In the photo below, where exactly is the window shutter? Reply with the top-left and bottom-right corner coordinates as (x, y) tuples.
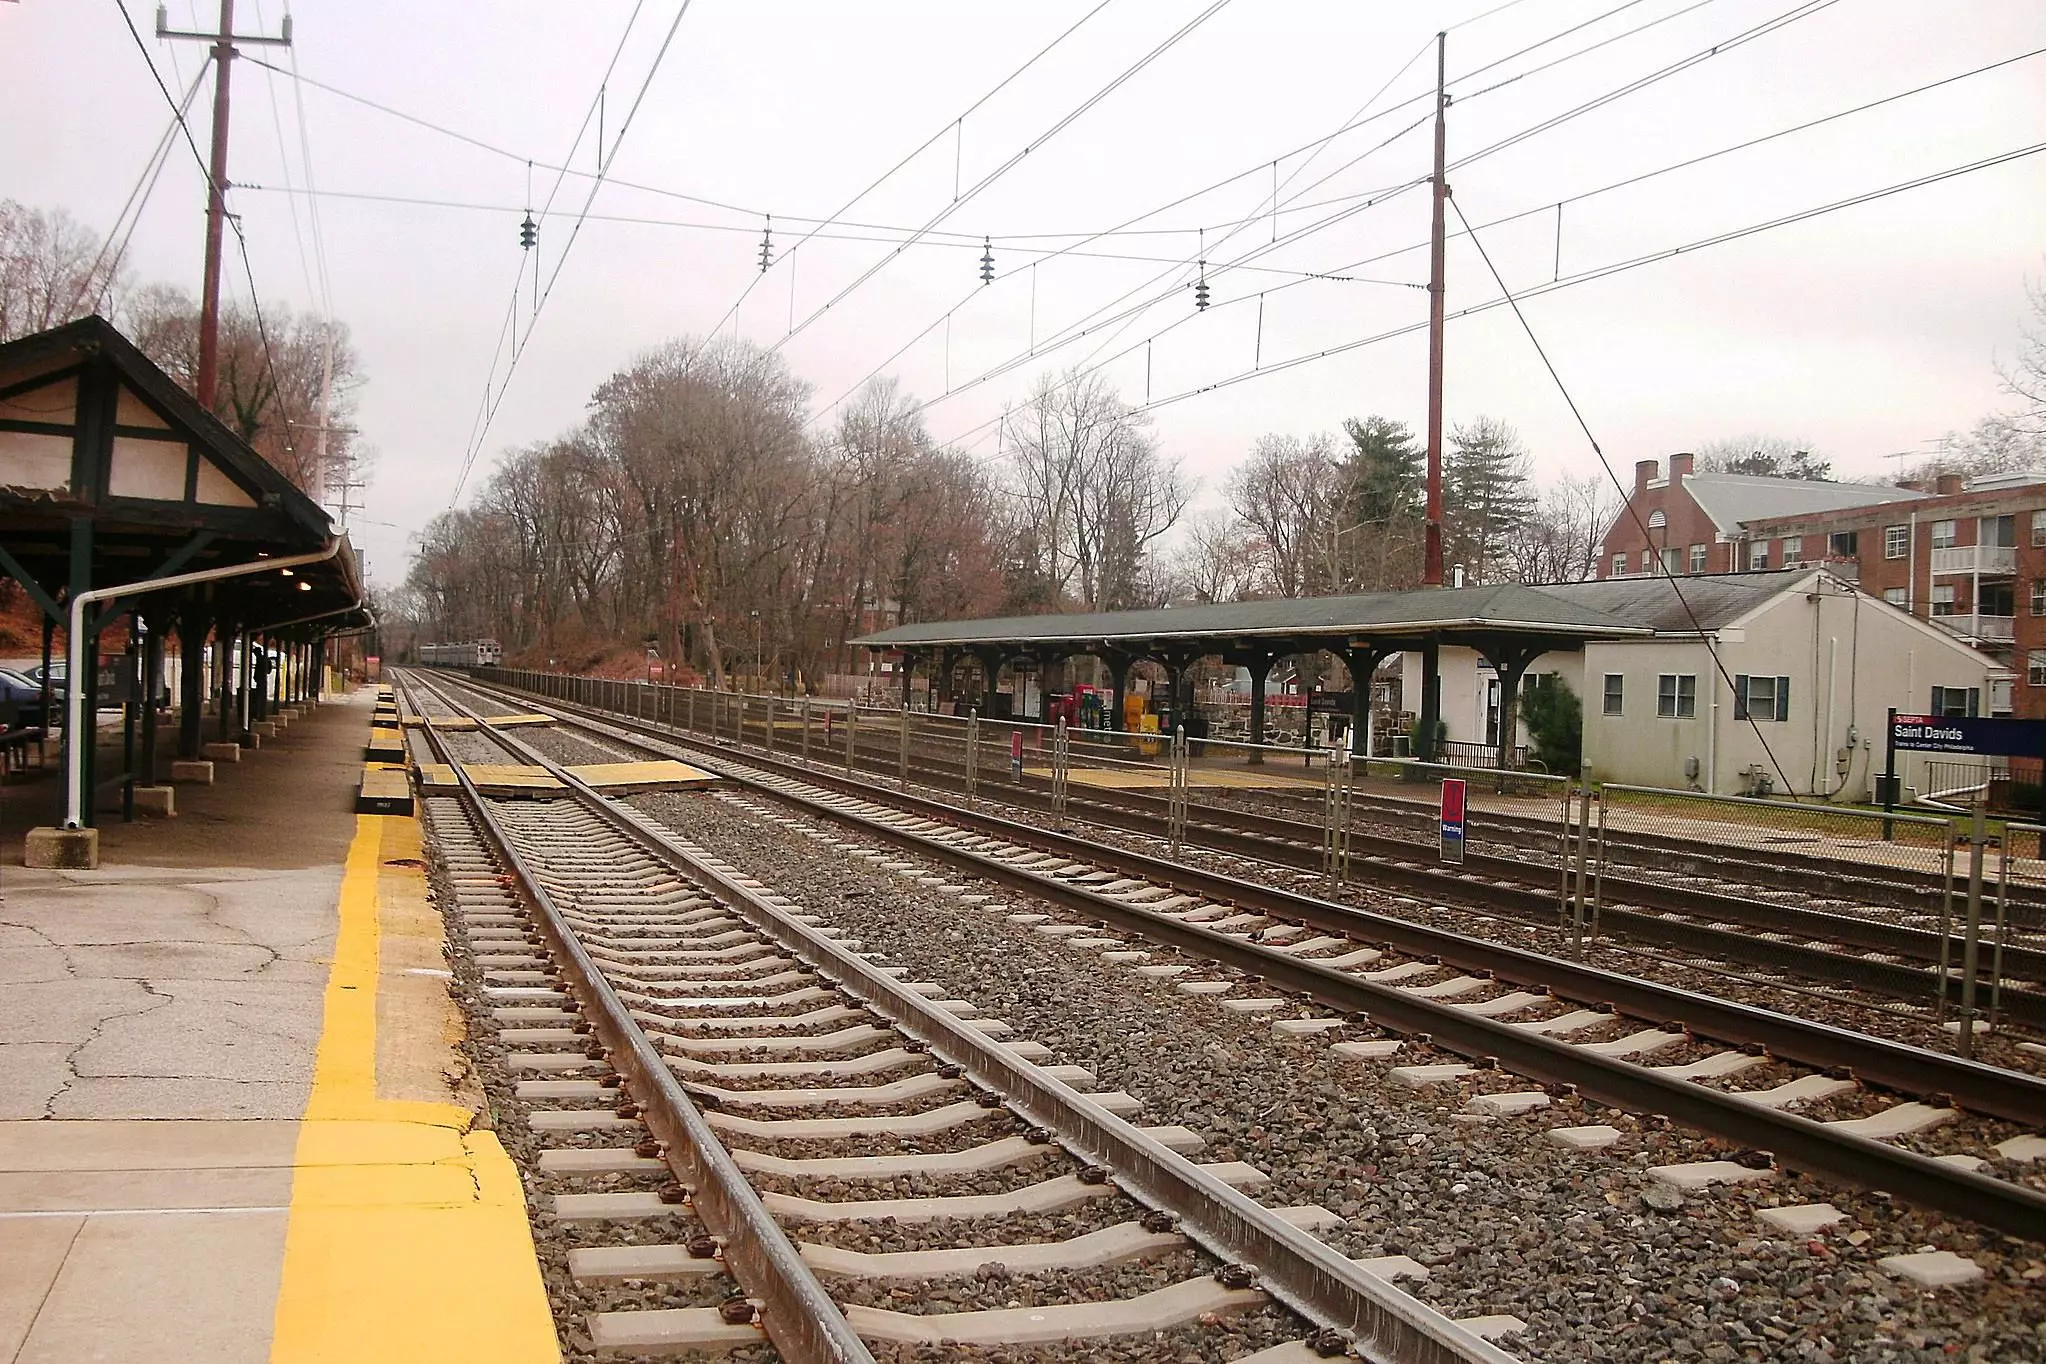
(1968, 688), (1981, 718)
(1733, 674), (1750, 720)
(1775, 676), (1790, 723)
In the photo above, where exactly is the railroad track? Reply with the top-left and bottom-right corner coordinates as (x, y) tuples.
(472, 667), (2046, 1029)
(426, 669), (2046, 1248)
(399, 672), (1525, 1362)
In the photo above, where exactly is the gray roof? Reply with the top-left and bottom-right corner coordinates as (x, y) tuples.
(1683, 473), (1923, 536)
(855, 582), (1671, 650)
(853, 571), (1826, 652)
(1533, 569), (1815, 633)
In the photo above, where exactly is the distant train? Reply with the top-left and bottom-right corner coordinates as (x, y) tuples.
(419, 640), (503, 668)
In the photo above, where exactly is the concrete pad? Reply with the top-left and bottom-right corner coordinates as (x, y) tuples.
(1134, 964), (1191, 978)
(1825, 1103), (1954, 1140)
(169, 760), (214, 785)
(1330, 1039), (1403, 1061)
(1176, 980), (1233, 995)
(1547, 1124), (1624, 1151)
(200, 742), (241, 763)
(1648, 1160), (1777, 1191)
(1392, 1063), (1473, 1086)
(1102, 950), (1151, 963)
(1271, 1018), (1345, 1038)
(1468, 1091), (1551, 1117)
(1993, 1134), (2046, 1163)
(23, 828), (98, 870)
(1655, 1050), (1766, 1081)
(0, 1215), (82, 1358)
(1729, 1074), (1858, 1110)
(1934, 1154), (1987, 1172)
(1218, 997), (1287, 1014)
(1879, 1250), (1983, 1287)
(1756, 1202), (1846, 1236)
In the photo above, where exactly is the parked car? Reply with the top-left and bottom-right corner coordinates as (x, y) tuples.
(0, 669), (48, 731)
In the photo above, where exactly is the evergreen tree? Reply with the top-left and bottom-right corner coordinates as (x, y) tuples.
(1443, 416), (1535, 583)
(1339, 415), (1423, 523)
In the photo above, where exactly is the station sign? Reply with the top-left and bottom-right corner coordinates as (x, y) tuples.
(1890, 714), (2046, 759)
(1439, 777), (1467, 864)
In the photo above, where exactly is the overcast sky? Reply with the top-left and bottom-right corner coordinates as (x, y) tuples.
(6, 0), (2043, 587)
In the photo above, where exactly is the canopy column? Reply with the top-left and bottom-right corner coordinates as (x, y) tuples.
(1417, 635), (1442, 764)
(1344, 644), (1392, 757)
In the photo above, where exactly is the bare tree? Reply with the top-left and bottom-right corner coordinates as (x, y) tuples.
(1496, 473), (1617, 584)
(1006, 367), (1188, 611)
(1693, 436), (1829, 480)
(0, 201), (123, 340)
(1226, 432), (1340, 597)
(1170, 510), (1259, 603)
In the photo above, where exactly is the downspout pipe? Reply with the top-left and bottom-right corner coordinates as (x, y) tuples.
(63, 540), (340, 829)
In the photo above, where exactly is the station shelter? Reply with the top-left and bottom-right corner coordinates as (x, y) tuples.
(0, 316), (367, 846)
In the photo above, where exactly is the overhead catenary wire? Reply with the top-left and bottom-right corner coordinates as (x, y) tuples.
(929, 139), (2046, 457)
(703, 0), (1127, 342)
(449, 0), (695, 507)
(910, 0), (1869, 433)
(771, 0), (1240, 354)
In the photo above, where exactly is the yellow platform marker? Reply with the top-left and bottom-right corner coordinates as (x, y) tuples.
(268, 813), (559, 1363)
(460, 763), (568, 796)
(483, 712), (558, 728)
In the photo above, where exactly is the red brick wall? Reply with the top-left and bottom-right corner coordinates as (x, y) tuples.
(1598, 454), (1739, 577)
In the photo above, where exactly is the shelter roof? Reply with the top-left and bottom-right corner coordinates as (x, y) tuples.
(852, 571), (1841, 654)
(0, 315), (364, 630)
(852, 581), (1655, 652)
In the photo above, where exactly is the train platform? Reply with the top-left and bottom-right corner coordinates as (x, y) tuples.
(0, 688), (558, 1363)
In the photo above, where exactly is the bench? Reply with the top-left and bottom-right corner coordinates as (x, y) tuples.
(1, 726), (47, 775)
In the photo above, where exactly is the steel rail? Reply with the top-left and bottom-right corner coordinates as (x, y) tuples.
(432, 672), (2046, 1241)
(446, 672), (2046, 1122)
(405, 672), (1518, 1364)
(397, 676), (875, 1364)
(497, 671), (2046, 1020)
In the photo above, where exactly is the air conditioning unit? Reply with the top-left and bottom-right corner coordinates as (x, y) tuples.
(1738, 765), (1774, 798)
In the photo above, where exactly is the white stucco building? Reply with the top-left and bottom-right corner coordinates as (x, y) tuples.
(1396, 570), (2004, 799)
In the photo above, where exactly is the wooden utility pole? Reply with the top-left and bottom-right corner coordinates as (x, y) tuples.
(155, 2), (292, 412)
(1423, 30), (1448, 588)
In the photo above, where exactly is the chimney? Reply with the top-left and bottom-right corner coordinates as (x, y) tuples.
(1635, 458), (1659, 492)
(1936, 474), (1964, 496)
(1669, 452), (1695, 480)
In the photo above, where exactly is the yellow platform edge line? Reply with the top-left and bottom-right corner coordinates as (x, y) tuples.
(267, 806), (559, 1363)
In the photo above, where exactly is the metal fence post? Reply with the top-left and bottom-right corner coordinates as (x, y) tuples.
(800, 697), (811, 767)
(1958, 801), (1990, 1058)
(845, 702), (857, 773)
(965, 708), (979, 803)
(1938, 829), (1959, 1023)
(899, 704), (911, 791)
(765, 696), (776, 753)
(1169, 726), (1188, 856)
(1052, 717), (1069, 823)
(1590, 788), (1609, 942)
(1992, 833), (2015, 1029)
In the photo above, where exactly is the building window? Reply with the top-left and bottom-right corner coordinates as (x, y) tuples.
(1993, 677), (2014, 715)
(1930, 685), (1980, 718)
(1783, 535), (1803, 562)
(1602, 674), (1624, 716)
(1611, 551), (1627, 577)
(1884, 524), (1907, 559)
(2033, 510), (2046, 547)
(1884, 588), (1908, 607)
(1932, 584), (1957, 616)
(1829, 531), (1857, 557)
(1748, 540), (1768, 570)
(2030, 652), (2046, 687)
(2032, 580), (2046, 616)
(1662, 546), (1682, 573)
(1687, 543), (1706, 573)
(1733, 674), (1790, 722)
(1932, 519), (1957, 549)
(1648, 509), (1667, 530)
(1985, 514), (2017, 547)
(1657, 673), (1697, 719)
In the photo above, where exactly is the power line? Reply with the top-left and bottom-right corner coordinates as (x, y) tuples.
(68, 63), (209, 319)
(112, 0), (284, 407)
(449, 0), (696, 507)
(1446, 189), (1801, 794)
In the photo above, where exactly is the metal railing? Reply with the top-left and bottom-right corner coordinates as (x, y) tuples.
(1931, 544), (2017, 575)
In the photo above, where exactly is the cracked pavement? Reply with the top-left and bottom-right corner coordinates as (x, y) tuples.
(0, 864), (340, 1121)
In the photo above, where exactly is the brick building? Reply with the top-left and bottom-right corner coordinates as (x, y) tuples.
(1599, 453), (1922, 579)
(1599, 456), (2046, 719)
